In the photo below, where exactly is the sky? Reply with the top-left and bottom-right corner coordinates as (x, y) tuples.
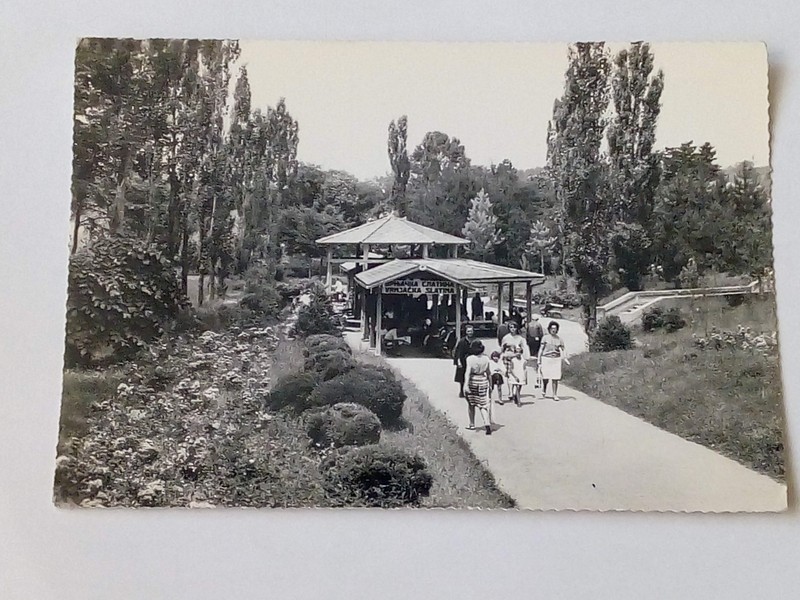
(237, 41), (769, 181)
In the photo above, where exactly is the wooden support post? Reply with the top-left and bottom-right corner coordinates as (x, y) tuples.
(497, 282), (504, 324)
(422, 244), (430, 259)
(360, 244), (370, 335)
(325, 247), (333, 293)
(508, 282), (515, 317)
(453, 245), (459, 258)
(362, 290), (370, 341)
(454, 286), (461, 342)
(375, 288), (382, 355)
(526, 281), (532, 324)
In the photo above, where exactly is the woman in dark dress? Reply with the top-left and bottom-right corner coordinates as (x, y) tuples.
(453, 325), (475, 398)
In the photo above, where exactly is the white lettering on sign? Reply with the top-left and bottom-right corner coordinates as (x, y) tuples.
(382, 278), (456, 296)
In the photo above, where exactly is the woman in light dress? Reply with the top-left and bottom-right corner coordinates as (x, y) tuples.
(464, 339), (493, 435)
(537, 320), (568, 401)
(500, 321), (530, 406)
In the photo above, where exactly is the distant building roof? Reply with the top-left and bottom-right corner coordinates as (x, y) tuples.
(316, 215), (469, 246)
(354, 258), (545, 289)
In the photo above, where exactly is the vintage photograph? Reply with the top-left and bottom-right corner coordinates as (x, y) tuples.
(54, 39), (785, 511)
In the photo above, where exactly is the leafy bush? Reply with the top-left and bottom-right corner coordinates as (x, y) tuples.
(65, 235), (188, 367)
(307, 365), (406, 427)
(693, 326), (778, 356)
(641, 306), (665, 332)
(266, 371), (320, 413)
(321, 445), (433, 507)
(293, 283), (340, 338)
(240, 286), (281, 317)
(276, 279), (308, 305)
(642, 306), (687, 333)
(306, 403), (382, 448)
(661, 309), (687, 333)
(531, 289), (582, 308)
(590, 316), (634, 352)
(304, 334), (351, 356)
(304, 349), (356, 381)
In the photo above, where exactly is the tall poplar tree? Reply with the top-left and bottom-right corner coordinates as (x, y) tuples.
(547, 42), (612, 331)
(606, 42), (664, 290)
(387, 115), (411, 217)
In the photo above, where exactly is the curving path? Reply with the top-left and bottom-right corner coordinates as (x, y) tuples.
(345, 328), (787, 512)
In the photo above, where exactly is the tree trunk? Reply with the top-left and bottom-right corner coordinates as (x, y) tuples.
(71, 201), (82, 255)
(180, 206), (189, 297)
(584, 291), (598, 334)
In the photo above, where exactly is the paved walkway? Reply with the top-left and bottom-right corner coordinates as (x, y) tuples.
(346, 331), (787, 512)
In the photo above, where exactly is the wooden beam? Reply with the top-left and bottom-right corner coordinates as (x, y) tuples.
(497, 282), (503, 324)
(526, 281), (532, 324)
(375, 289), (382, 355)
(454, 285), (461, 345)
(330, 257), (393, 265)
(508, 282), (515, 317)
(325, 247), (333, 293)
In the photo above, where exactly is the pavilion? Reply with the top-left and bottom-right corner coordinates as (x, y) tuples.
(315, 214), (545, 354)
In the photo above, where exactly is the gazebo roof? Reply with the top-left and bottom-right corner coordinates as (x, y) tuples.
(355, 258), (545, 289)
(316, 215), (469, 246)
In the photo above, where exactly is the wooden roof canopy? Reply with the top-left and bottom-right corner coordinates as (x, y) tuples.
(315, 214), (469, 246)
(355, 258), (544, 290)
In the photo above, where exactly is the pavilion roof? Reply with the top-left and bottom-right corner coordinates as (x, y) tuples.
(354, 258), (545, 289)
(316, 215), (469, 246)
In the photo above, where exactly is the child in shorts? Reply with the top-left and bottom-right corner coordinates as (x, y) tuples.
(489, 351), (505, 405)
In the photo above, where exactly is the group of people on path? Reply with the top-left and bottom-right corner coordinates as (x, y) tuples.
(452, 316), (569, 435)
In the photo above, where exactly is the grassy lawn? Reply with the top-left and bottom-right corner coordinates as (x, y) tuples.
(564, 295), (786, 480)
(355, 351), (515, 509)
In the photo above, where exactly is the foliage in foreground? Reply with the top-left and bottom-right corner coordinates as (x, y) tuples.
(321, 445), (433, 507)
(65, 235), (188, 367)
(589, 315), (633, 352)
(307, 365), (407, 427)
(566, 298), (784, 479)
(306, 403), (382, 449)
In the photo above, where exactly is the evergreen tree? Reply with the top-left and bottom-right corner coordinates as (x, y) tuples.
(653, 142), (727, 284)
(462, 189), (503, 262)
(526, 220), (557, 274)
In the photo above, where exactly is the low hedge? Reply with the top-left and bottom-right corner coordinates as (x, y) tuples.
(304, 349), (356, 382)
(266, 371), (320, 413)
(306, 403), (382, 448)
(306, 365), (406, 427)
(321, 445), (433, 507)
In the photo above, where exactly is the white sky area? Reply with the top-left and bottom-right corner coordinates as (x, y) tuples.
(238, 42), (769, 180)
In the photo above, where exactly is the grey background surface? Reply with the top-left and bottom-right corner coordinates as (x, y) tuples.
(1, 1), (799, 598)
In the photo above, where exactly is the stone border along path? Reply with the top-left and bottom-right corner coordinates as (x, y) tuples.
(344, 320), (787, 512)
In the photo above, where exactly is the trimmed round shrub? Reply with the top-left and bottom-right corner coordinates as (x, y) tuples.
(642, 306), (686, 333)
(662, 308), (687, 333)
(304, 334), (352, 357)
(590, 315), (633, 352)
(306, 403), (382, 448)
(321, 445), (433, 507)
(307, 365), (406, 427)
(642, 306), (665, 332)
(304, 349), (356, 381)
(266, 371), (320, 413)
